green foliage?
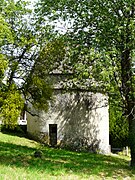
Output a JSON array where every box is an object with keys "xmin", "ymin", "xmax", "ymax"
[
  {"xmin": 109, "ymin": 103, "xmax": 129, "ymax": 148},
  {"xmin": 25, "ymin": 75, "xmax": 53, "ymax": 112},
  {"xmin": 0, "ymin": 0, "xmax": 54, "ymax": 125},
  {"xmin": 23, "ymin": 39, "xmax": 66, "ymax": 112},
  {"xmin": 38, "ymin": 38, "xmax": 66, "ymax": 71},
  {"xmin": 0, "ymin": 85, "xmax": 24, "ymax": 128},
  {"xmin": 36, "ymin": 0, "xmax": 135, "ymax": 90},
  {"xmin": 0, "ymin": 55, "xmax": 8, "ymax": 81},
  {"xmin": 0, "ymin": 14, "xmax": 13, "ymax": 46},
  {"xmin": 0, "ymin": 14, "xmax": 13, "ymax": 83}
]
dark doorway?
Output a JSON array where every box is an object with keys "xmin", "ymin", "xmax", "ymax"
[{"xmin": 49, "ymin": 124, "xmax": 57, "ymax": 146}]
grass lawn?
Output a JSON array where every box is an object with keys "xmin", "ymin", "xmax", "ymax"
[{"xmin": 0, "ymin": 132, "xmax": 135, "ymax": 180}]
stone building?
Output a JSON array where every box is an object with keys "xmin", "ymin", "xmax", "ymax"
[{"xmin": 27, "ymin": 74, "xmax": 110, "ymax": 154}]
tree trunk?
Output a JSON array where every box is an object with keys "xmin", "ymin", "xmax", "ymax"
[
  {"xmin": 121, "ymin": 49, "xmax": 135, "ymax": 166},
  {"xmin": 129, "ymin": 108, "xmax": 135, "ymax": 166}
]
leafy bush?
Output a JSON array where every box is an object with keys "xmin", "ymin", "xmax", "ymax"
[{"xmin": 109, "ymin": 102, "xmax": 129, "ymax": 148}]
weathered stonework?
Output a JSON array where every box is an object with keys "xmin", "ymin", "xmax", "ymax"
[{"xmin": 27, "ymin": 90, "xmax": 110, "ymax": 154}]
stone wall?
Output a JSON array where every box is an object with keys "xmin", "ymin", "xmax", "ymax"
[{"xmin": 27, "ymin": 90, "xmax": 110, "ymax": 154}]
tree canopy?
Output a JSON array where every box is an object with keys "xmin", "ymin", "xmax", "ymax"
[{"xmin": 0, "ymin": 0, "xmax": 54, "ymax": 127}]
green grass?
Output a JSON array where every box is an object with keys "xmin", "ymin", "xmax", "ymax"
[{"xmin": 0, "ymin": 132, "xmax": 135, "ymax": 180}]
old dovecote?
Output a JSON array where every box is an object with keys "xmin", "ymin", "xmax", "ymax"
[{"xmin": 27, "ymin": 73, "xmax": 110, "ymax": 154}]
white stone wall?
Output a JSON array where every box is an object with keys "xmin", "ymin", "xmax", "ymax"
[{"xmin": 27, "ymin": 90, "xmax": 110, "ymax": 154}]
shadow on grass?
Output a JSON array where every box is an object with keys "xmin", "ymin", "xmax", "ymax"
[
  {"xmin": 1, "ymin": 126, "xmax": 27, "ymax": 138},
  {"xmin": 0, "ymin": 141, "xmax": 135, "ymax": 178}
]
